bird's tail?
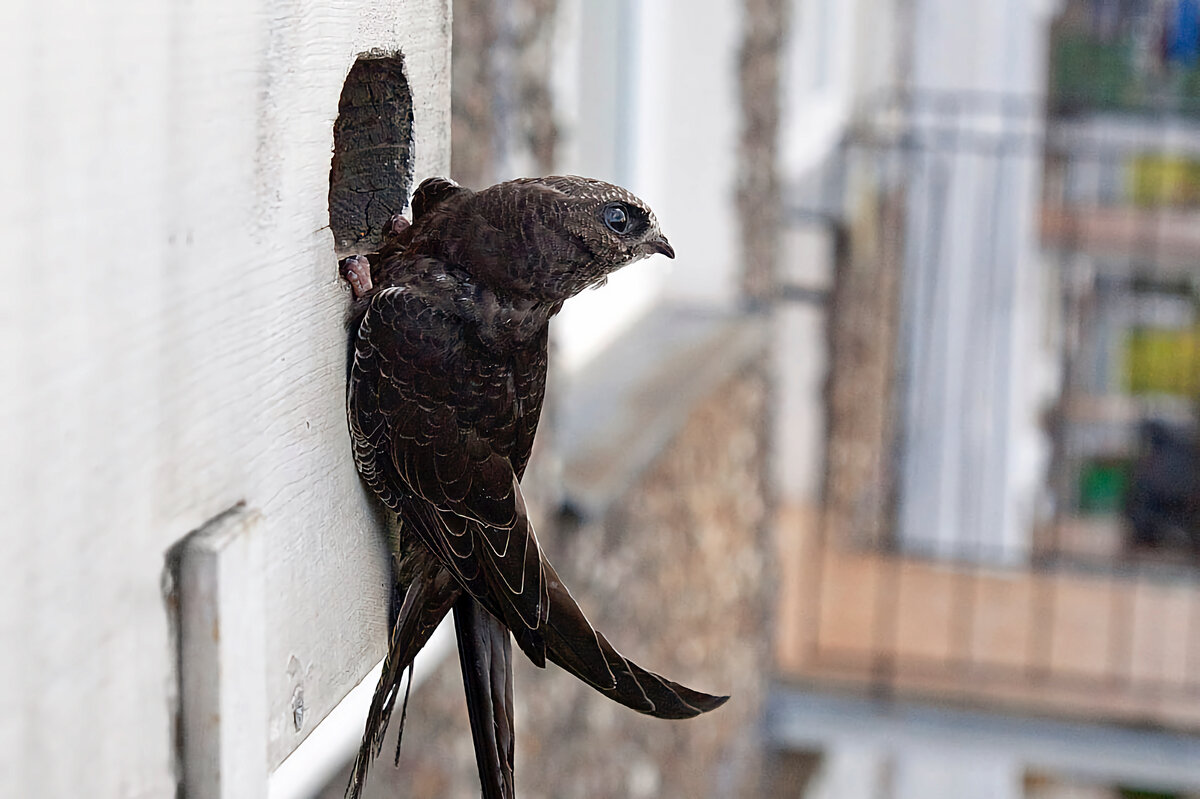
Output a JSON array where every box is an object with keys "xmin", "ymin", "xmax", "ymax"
[
  {"xmin": 473, "ymin": 540, "xmax": 729, "ymax": 721},
  {"xmin": 346, "ymin": 553, "xmax": 460, "ymax": 799},
  {"xmin": 540, "ymin": 560, "xmax": 729, "ymax": 719},
  {"xmin": 453, "ymin": 597, "xmax": 516, "ymax": 799}
]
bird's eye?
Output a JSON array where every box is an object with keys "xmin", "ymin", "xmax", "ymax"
[{"xmin": 602, "ymin": 203, "xmax": 630, "ymax": 234}]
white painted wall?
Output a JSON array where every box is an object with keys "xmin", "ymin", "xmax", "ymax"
[
  {"xmin": 777, "ymin": 0, "xmax": 1061, "ymax": 560},
  {"xmin": 554, "ymin": 0, "xmax": 744, "ymax": 371},
  {"xmin": 781, "ymin": 0, "xmax": 857, "ymax": 177},
  {"xmin": 895, "ymin": 0, "xmax": 1058, "ymax": 563},
  {"xmin": 772, "ymin": 690, "xmax": 1200, "ymax": 799},
  {"xmin": 803, "ymin": 745, "xmax": 1024, "ymax": 799},
  {"xmin": 0, "ymin": 2, "xmax": 450, "ymax": 797}
]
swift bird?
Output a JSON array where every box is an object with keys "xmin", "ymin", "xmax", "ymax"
[{"xmin": 340, "ymin": 175, "xmax": 728, "ymax": 799}]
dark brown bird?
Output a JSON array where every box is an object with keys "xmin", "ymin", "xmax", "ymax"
[{"xmin": 341, "ymin": 176, "xmax": 727, "ymax": 799}]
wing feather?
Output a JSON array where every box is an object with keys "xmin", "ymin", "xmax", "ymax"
[{"xmin": 350, "ymin": 287, "xmax": 550, "ymax": 653}]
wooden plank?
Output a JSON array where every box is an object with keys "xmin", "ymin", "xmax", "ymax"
[
  {"xmin": 0, "ymin": 2, "xmax": 451, "ymax": 796},
  {"xmin": 1042, "ymin": 206, "xmax": 1200, "ymax": 271},
  {"xmin": 775, "ymin": 504, "xmax": 1200, "ymax": 732},
  {"xmin": 781, "ymin": 651, "xmax": 1200, "ymax": 732},
  {"xmin": 773, "ymin": 505, "xmax": 822, "ymax": 671},
  {"xmin": 268, "ymin": 620, "xmax": 456, "ymax": 799},
  {"xmin": 1129, "ymin": 581, "xmax": 1194, "ymax": 689},
  {"xmin": 174, "ymin": 506, "xmax": 269, "ymax": 799},
  {"xmin": 1189, "ymin": 591, "xmax": 1200, "ymax": 693}
]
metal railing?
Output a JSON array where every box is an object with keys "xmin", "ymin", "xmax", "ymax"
[{"xmin": 777, "ymin": 90, "xmax": 1200, "ymax": 730}]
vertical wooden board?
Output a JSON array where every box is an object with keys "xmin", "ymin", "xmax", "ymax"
[
  {"xmin": 1, "ymin": 3, "xmax": 186, "ymax": 797},
  {"xmin": 0, "ymin": 0, "xmax": 451, "ymax": 796},
  {"xmin": 1157, "ymin": 583, "xmax": 1197, "ymax": 689},
  {"xmin": 247, "ymin": 0, "xmax": 454, "ymax": 769},
  {"xmin": 893, "ymin": 560, "xmax": 956, "ymax": 664},
  {"xmin": 1047, "ymin": 573, "xmax": 1116, "ymax": 680},
  {"xmin": 970, "ymin": 571, "xmax": 1036, "ymax": 671},
  {"xmin": 175, "ymin": 507, "xmax": 269, "ymax": 799}
]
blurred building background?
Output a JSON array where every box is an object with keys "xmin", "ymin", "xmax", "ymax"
[{"xmin": 772, "ymin": 0, "xmax": 1200, "ymax": 798}]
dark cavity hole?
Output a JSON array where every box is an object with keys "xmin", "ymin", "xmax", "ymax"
[{"xmin": 329, "ymin": 52, "xmax": 414, "ymax": 254}]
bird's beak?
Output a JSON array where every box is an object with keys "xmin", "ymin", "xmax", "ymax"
[{"xmin": 646, "ymin": 235, "xmax": 675, "ymax": 259}]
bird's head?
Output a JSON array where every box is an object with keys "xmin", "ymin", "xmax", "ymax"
[
  {"xmin": 535, "ymin": 175, "xmax": 674, "ymax": 262},
  {"xmin": 466, "ymin": 175, "xmax": 675, "ymax": 302}
]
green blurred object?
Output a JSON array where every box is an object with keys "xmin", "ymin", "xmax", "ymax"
[
  {"xmin": 1123, "ymin": 327, "xmax": 1200, "ymax": 397},
  {"xmin": 1079, "ymin": 459, "xmax": 1129, "ymax": 514},
  {"xmin": 1050, "ymin": 30, "xmax": 1200, "ymax": 117},
  {"xmin": 1118, "ymin": 787, "xmax": 1180, "ymax": 799},
  {"xmin": 1051, "ymin": 32, "xmax": 1138, "ymax": 114}
]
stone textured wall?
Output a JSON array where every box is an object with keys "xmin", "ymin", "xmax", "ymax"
[
  {"xmin": 331, "ymin": 361, "xmax": 773, "ymax": 799},
  {"xmin": 449, "ymin": 0, "xmax": 558, "ymax": 188},
  {"xmin": 823, "ymin": 189, "xmax": 904, "ymax": 548},
  {"xmin": 737, "ymin": 0, "xmax": 789, "ymax": 306}
]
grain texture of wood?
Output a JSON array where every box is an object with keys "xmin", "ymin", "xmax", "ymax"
[{"xmin": 0, "ymin": 2, "xmax": 450, "ymax": 797}]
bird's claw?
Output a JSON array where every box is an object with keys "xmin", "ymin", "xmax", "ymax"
[
  {"xmin": 383, "ymin": 213, "xmax": 410, "ymax": 242},
  {"xmin": 340, "ymin": 254, "xmax": 373, "ymax": 299}
]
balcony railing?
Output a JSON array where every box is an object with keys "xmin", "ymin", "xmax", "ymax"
[
  {"xmin": 777, "ymin": 91, "xmax": 1200, "ymax": 731},
  {"xmin": 776, "ymin": 506, "xmax": 1200, "ymax": 731}
]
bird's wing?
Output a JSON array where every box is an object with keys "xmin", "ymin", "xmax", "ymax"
[
  {"xmin": 410, "ymin": 176, "xmax": 470, "ymax": 221},
  {"xmin": 396, "ymin": 456, "xmax": 727, "ymax": 717},
  {"xmin": 349, "ymin": 286, "xmax": 554, "ymax": 655},
  {"xmin": 351, "ymin": 286, "xmax": 726, "ymax": 717}
]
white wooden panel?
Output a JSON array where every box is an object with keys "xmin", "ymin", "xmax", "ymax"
[
  {"xmin": 553, "ymin": 0, "xmax": 742, "ymax": 372},
  {"xmin": 268, "ymin": 619, "xmax": 456, "ymax": 799},
  {"xmin": 176, "ymin": 506, "xmax": 270, "ymax": 799},
  {"xmin": 0, "ymin": 2, "xmax": 450, "ymax": 796}
]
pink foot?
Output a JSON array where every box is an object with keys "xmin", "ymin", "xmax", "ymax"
[
  {"xmin": 383, "ymin": 213, "xmax": 410, "ymax": 241},
  {"xmin": 378, "ymin": 213, "xmax": 411, "ymax": 258},
  {"xmin": 339, "ymin": 255, "xmax": 373, "ymax": 299}
]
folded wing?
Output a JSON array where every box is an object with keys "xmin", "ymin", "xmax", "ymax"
[{"xmin": 350, "ymin": 279, "xmax": 726, "ymax": 727}]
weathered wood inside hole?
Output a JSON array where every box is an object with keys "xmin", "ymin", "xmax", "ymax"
[{"xmin": 329, "ymin": 53, "xmax": 415, "ymax": 254}]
